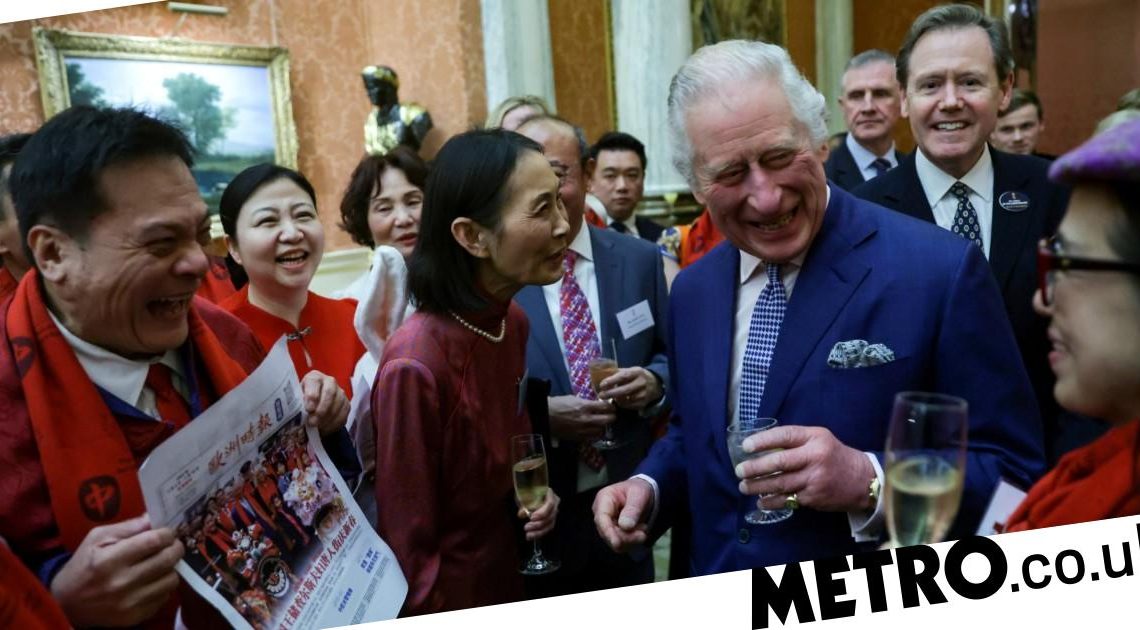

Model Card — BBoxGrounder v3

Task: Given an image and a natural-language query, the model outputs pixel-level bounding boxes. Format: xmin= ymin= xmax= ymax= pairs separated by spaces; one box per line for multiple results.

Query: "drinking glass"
xmin=589 ymin=338 xmax=626 ymax=450
xmin=510 ymin=433 xmax=560 ymax=575
xmin=726 ymin=417 xmax=793 ymax=525
xmin=884 ymin=391 xmax=969 ymax=548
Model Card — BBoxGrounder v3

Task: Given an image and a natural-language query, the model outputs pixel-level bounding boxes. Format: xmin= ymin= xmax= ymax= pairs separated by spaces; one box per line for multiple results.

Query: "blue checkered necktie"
xmin=870 ymin=158 xmax=892 ymax=177
xmin=738 ymin=264 xmax=786 ymax=424
xmin=950 ymin=181 xmax=984 ymax=252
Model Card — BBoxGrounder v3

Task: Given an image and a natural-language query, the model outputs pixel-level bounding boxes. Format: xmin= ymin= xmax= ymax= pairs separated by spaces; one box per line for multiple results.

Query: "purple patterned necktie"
xmin=560 ymin=250 xmax=605 ymax=470
xmin=738 ymin=264 xmax=786 ymax=424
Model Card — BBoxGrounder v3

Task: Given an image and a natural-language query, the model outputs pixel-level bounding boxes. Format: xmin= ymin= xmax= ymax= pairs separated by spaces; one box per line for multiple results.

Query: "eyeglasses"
xmin=1036 ymin=236 xmax=1140 ymax=306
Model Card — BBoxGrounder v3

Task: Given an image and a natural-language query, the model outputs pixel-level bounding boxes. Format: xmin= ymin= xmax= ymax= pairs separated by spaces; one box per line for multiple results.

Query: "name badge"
xmin=998 ymin=191 xmax=1030 ymax=213
xmin=976 ymin=478 xmax=1028 ymax=535
xmin=615 ymin=300 xmax=654 ymax=340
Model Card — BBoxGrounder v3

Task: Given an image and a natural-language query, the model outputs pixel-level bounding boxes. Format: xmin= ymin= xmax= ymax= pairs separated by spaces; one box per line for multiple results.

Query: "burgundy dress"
xmin=371 ymin=298 xmax=531 ymax=616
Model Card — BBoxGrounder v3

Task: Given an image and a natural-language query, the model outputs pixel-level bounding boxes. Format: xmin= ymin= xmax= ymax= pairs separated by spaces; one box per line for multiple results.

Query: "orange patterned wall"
xmin=0 ymin=0 xmax=483 ymax=251
xmin=549 ymin=0 xmax=615 ymax=144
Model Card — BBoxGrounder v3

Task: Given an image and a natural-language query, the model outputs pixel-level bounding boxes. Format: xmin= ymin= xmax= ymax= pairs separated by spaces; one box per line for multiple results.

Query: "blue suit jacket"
xmin=853 ymin=149 xmax=1071 ymax=461
xmin=637 ymin=186 xmax=1044 ymax=574
xmin=515 ymin=225 xmax=670 ymax=499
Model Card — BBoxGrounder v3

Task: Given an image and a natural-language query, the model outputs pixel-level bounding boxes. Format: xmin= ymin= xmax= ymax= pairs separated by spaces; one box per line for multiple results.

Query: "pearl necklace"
xmin=449 ymin=311 xmax=506 ymax=343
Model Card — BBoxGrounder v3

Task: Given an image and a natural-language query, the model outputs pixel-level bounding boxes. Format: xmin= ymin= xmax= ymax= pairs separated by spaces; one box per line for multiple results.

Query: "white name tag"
xmin=615 ymin=300 xmax=654 ymax=340
xmin=976 ymin=478 xmax=1028 ymax=535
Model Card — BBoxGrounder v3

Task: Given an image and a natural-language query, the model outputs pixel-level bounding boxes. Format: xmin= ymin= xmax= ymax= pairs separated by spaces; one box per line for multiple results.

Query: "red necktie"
xmin=146 ymin=363 xmax=191 ymax=429
xmin=559 ymin=251 xmax=605 ymax=471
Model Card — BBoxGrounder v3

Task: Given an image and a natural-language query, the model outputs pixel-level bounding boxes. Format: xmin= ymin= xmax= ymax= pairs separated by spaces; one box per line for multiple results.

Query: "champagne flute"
xmin=884 ymin=391 xmax=968 ymax=548
xmin=510 ymin=433 xmax=560 ymax=575
xmin=589 ymin=338 xmax=625 ymax=450
xmin=726 ymin=417 xmax=793 ymax=525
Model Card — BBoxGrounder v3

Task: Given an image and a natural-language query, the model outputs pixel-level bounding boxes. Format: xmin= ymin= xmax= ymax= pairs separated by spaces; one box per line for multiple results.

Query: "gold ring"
xmin=784 ymin=493 xmax=800 ymax=511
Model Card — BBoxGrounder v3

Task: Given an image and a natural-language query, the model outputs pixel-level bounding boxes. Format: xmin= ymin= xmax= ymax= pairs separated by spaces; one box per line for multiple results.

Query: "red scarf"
xmin=681 ymin=209 xmax=725 ymax=268
xmin=1006 ymin=420 xmax=1140 ymax=532
xmin=6 ymin=270 xmax=250 ymax=552
xmin=0 ymin=541 xmax=71 ymax=629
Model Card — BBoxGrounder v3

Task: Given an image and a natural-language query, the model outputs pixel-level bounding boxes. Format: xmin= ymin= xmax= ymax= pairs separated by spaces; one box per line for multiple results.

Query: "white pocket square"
xmin=827 ymin=339 xmax=896 ymax=369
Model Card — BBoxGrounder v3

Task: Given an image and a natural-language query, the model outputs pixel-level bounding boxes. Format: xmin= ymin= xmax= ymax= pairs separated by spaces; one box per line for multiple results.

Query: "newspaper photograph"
xmin=139 ymin=338 xmax=407 ymax=629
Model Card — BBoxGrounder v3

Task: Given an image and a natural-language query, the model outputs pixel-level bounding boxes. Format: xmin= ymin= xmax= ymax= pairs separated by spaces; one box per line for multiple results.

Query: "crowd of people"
xmin=0 ymin=3 xmax=1138 ymax=627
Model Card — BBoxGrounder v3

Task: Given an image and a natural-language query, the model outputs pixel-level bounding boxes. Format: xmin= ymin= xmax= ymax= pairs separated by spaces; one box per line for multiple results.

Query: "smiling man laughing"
xmin=592 ymin=37 xmax=1043 ymax=575
xmin=0 ymin=106 xmax=355 ymax=629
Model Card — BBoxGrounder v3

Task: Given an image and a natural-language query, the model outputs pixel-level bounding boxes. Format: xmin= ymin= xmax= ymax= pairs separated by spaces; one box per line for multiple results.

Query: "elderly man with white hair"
xmin=592 ymin=40 xmax=1044 ymax=573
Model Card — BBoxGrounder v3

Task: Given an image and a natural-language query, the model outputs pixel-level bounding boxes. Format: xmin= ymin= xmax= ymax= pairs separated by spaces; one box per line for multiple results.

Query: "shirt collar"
xmin=737 ymin=185 xmax=827 ymax=284
xmin=845 ymin=133 xmax=897 ymax=171
xmin=569 ymin=221 xmax=595 ymax=262
xmin=915 ymin=144 xmax=994 ymax=208
xmin=605 ymin=213 xmax=638 ymax=233
xmin=48 ymin=310 xmax=182 ymax=406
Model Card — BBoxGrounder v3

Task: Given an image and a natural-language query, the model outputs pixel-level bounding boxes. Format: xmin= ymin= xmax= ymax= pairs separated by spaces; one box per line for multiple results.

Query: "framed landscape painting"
xmin=32 ymin=27 xmax=298 ymax=216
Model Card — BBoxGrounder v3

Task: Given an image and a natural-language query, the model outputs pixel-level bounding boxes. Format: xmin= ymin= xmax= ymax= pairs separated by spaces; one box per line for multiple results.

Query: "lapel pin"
xmin=998 ymin=191 xmax=1030 ymax=212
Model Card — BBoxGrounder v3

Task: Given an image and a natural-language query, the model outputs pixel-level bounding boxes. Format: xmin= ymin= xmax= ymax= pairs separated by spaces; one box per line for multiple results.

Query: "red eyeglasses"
xmin=1036 ymin=236 xmax=1140 ymax=306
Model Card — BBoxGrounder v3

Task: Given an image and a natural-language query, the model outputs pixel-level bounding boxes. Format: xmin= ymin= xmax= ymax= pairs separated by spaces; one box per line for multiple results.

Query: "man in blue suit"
xmin=592 ymin=39 xmax=1044 ymax=574
xmin=515 ymin=116 xmax=670 ymax=593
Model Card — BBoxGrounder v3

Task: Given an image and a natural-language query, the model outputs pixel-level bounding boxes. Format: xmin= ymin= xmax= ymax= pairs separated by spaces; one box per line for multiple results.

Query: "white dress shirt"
xmin=542 ymin=225 xmax=609 ymax=491
xmin=846 ymin=133 xmax=898 ymax=182
xmin=916 ymin=145 xmax=995 ymax=259
xmin=50 ymin=311 xmax=185 ymax=421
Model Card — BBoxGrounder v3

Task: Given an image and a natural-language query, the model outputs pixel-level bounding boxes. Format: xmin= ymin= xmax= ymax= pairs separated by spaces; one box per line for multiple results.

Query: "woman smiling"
xmin=219 ymin=164 xmax=365 ymax=397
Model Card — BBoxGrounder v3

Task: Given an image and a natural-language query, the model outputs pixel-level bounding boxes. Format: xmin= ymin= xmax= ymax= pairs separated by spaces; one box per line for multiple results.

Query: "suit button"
xmin=738 ymin=528 xmax=750 ymax=544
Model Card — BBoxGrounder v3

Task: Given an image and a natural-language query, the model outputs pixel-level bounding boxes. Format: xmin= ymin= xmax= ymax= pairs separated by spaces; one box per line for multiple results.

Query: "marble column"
xmin=480 ymin=0 xmax=558 ymax=116
xmin=611 ymin=0 xmax=692 ymax=196
xmin=815 ymin=0 xmax=853 ymax=136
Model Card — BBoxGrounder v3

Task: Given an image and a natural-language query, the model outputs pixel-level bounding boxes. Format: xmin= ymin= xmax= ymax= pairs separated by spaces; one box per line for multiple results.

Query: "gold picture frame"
xmin=32 ymin=27 xmax=298 ymax=218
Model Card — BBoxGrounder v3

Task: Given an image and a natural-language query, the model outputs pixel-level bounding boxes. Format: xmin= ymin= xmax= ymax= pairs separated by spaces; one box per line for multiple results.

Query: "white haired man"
xmin=591 ymin=39 xmax=1044 ymax=573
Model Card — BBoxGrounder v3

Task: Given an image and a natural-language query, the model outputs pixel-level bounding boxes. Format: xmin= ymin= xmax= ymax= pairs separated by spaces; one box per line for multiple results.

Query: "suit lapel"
xmin=514 ymin=285 xmax=572 ymax=391
xmin=885 ymin=155 xmax=936 ymax=223
xmin=988 ymin=151 xmax=1034 ymax=291
xmin=590 ymin=227 xmax=624 ymax=358
xmin=701 ymin=244 xmax=738 ymax=471
xmin=758 ymin=189 xmax=872 ymax=420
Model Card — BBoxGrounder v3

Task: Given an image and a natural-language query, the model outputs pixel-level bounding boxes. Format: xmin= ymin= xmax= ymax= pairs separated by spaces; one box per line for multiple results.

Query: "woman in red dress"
xmin=372 ymin=129 xmax=566 ymax=615
xmin=218 ymin=165 xmax=365 ymax=397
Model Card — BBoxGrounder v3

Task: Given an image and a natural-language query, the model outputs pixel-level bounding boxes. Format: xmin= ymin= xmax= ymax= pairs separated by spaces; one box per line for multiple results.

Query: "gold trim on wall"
xmin=31 ymin=27 xmax=298 ymax=170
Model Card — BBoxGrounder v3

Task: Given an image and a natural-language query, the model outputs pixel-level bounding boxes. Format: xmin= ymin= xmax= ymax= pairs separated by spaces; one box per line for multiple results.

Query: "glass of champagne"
xmin=589 ymin=338 xmax=625 ymax=450
xmin=884 ymin=391 xmax=969 ymax=548
xmin=726 ymin=417 xmax=793 ymax=525
xmin=510 ymin=433 xmax=559 ymax=575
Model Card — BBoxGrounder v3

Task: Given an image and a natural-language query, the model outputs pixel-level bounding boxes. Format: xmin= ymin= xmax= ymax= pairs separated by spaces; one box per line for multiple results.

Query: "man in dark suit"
xmin=515 ymin=116 xmax=669 ymax=594
xmin=592 ymin=38 xmax=1043 ymax=574
xmin=824 ymin=50 xmax=902 ymax=191
xmin=991 ymin=89 xmax=1053 ymax=159
xmin=853 ymin=4 xmax=1085 ymax=464
xmin=586 ymin=131 xmax=665 ymax=243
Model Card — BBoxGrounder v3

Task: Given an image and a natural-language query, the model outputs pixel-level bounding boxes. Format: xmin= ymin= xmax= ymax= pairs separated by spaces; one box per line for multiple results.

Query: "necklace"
xmin=449 ymin=311 xmax=506 ymax=343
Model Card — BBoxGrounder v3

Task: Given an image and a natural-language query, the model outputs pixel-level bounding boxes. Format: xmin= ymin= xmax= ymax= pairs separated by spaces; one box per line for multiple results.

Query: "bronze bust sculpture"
xmin=362 ymin=65 xmax=433 ymax=155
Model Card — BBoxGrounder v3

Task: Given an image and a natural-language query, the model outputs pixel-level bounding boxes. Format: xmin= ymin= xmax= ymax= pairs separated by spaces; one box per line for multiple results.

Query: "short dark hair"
xmin=516 ymin=114 xmax=589 ymax=168
xmin=218 ymin=163 xmax=317 ymax=244
xmin=407 ymin=129 xmax=542 ymax=314
xmin=9 ymin=106 xmax=195 ymax=250
xmin=1000 ymin=89 xmax=1043 ymax=120
xmin=588 ymin=131 xmax=647 ymax=170
xmin=896 ymin=4 xmax=1013 ymax=89
xmin=0 ymin=133 xmax=31 ymax=220
xmin=338 ymin=146 xmax=429 ymax=247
